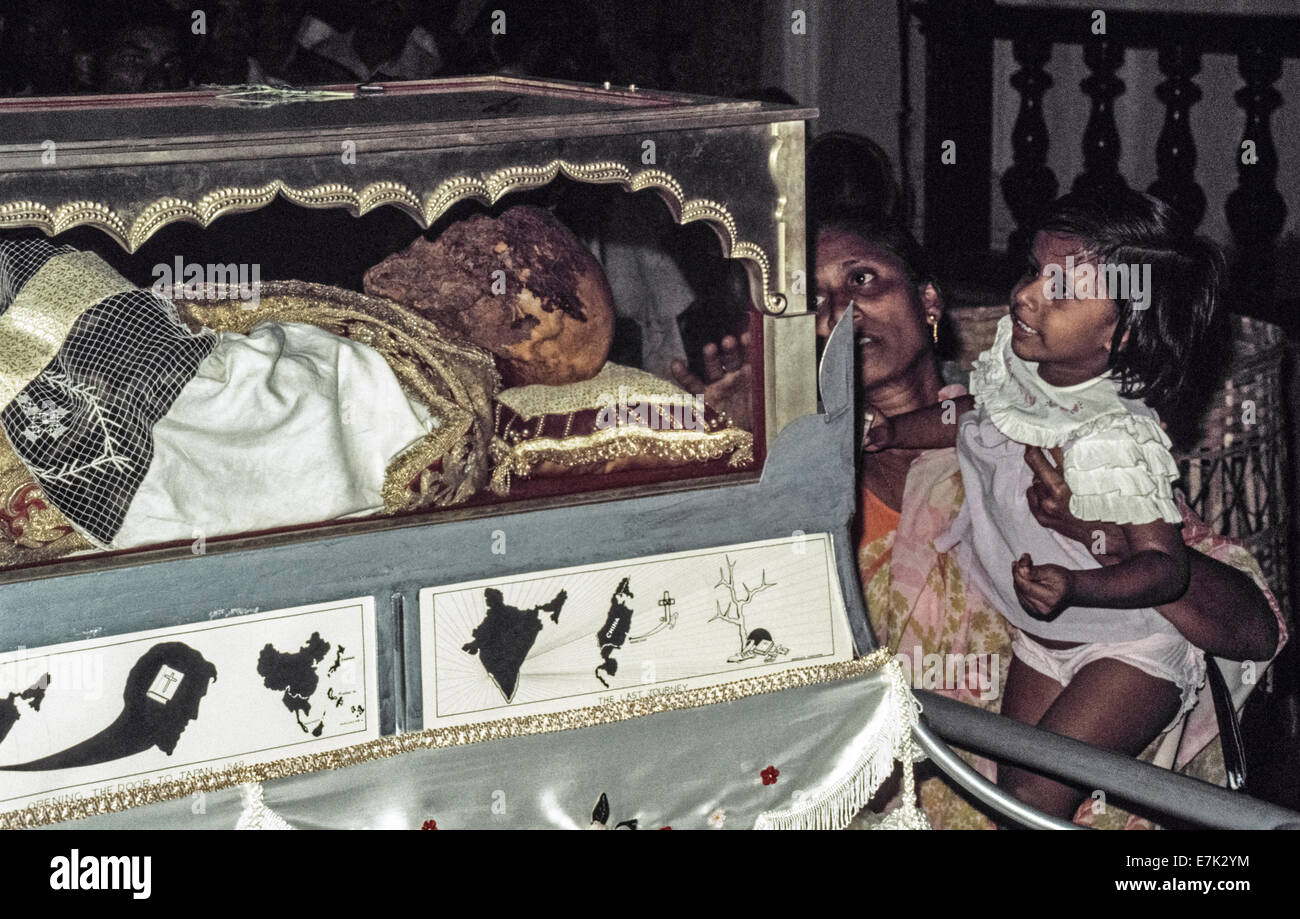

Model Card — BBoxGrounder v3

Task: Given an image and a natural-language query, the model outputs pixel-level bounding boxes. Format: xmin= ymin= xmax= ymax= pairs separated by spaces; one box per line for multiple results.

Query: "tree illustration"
xmin=709 ymin=556 xmax=775 ymax=653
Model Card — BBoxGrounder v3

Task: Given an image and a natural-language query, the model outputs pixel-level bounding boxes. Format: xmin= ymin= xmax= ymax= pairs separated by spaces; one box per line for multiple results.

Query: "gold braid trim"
xmin=0 ymin=650 xmax=893 ymax=829
xmin=0 ymin=251 xmax=136 ymax=414
xmin=381 ymin=422 xmax=470 ymax=513
xmin=490 ymin=424 xmax=755 ymax=495
xmin=0 ymin=433 xmax=91 ymax=568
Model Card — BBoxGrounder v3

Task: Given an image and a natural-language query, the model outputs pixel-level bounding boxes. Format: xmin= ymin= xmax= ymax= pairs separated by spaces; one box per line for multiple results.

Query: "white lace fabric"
xmin=969 ymin=314 xmax=1181 ymax=526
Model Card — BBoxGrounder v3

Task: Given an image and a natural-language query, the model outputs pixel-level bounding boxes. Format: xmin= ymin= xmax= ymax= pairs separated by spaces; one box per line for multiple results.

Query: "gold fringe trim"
xmin=380 ymin=423 xmax=469 ymax=513
xmin=0 ymin=251 xmax=136 ymax=413
xmin=0 ymin=651 xmax=893 ymax=829
xmin=490 ymin=425 xmax=755 ymax=495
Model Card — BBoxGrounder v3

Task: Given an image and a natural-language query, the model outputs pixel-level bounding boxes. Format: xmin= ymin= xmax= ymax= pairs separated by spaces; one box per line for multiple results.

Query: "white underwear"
xmin=1011 ymin=629 xmax=1207 ymax=735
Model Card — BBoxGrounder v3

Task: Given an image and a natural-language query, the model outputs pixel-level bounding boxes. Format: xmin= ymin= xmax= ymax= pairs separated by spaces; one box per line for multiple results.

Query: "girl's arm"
xmin=1022 ymin=445 xmax=1278 ymax=659
xmin=1068 ymin=521 xmax=1190 ymax=607
xmin=1013 ymin=521 xmax=1190 ymax=620
xmin=865 ymin=394 xmax=974 ymax=451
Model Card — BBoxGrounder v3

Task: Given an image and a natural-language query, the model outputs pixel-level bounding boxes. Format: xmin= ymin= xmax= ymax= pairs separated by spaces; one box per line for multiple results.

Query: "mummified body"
xmin=363 ymin=206 xmax=616 ymax=387
xmin=0 ymin=234 xmax=498 ymax=562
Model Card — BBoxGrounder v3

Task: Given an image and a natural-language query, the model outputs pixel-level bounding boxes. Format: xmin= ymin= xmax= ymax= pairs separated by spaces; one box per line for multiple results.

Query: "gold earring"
xmin=929 ymin=316 xmax=939 ymax=344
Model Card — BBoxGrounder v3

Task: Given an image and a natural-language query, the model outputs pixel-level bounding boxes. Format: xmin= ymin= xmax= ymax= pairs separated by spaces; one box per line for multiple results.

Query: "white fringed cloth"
xmin=60 ymin=656 xmax=931 ymax=832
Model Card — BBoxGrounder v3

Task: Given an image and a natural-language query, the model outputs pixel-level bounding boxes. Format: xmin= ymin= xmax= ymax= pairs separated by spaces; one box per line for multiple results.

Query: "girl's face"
xmin=1009 ymin=231 xmax=1120 ymax=387
xmin=814 ymin=229 xmax=939 ymax=391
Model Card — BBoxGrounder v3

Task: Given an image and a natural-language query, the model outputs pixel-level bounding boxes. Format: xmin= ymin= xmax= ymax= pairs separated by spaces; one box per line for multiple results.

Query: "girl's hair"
xmin=1036 ymin=190 xmax=1225 ymax=419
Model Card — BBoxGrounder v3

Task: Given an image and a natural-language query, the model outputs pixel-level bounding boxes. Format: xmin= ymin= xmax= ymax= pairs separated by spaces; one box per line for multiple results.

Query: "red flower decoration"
xmin=422 ymin=819 xmax=438 ymax=830
xmin=761 ymin=766 xmax=780 ymax=786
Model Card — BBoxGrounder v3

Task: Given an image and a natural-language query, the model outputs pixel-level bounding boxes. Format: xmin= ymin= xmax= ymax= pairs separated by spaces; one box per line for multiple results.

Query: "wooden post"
xmin=1072 ymin=37 xmax=1128 ymax=201
xmin=1001 ymin=37 xmax=1058 ymax=265
xmin=1149 ymin=42 xmax=1206 ymax=229
xmin=1225 ymin=45 xmax=1286 ymax=317
xmin=919 ymin=0 xmax=995 ymax=273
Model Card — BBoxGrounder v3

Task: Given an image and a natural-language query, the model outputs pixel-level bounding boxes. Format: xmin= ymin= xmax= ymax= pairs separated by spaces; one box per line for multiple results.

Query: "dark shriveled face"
xmin=362 ymin=208 xmax=615 ymax=387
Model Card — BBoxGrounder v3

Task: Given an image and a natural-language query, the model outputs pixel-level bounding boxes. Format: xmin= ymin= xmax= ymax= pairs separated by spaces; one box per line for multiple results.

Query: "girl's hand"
xmin=861 ymin=404 xmax=894 ymax=453
xmin=1023 ymin=445 xmax=1129 ymax=563
xmin=1012 ymin=553 xmax=1074 ymax=620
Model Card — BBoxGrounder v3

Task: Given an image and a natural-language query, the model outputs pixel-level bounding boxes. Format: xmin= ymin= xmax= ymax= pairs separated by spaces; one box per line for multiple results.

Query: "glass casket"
xmin=0 ymin=77 xmax=939 ymax=830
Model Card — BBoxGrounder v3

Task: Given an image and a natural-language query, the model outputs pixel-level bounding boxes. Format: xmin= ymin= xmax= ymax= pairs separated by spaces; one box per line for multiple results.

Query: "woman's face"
xmin=814 ymin=228 xmax=937 ymax=391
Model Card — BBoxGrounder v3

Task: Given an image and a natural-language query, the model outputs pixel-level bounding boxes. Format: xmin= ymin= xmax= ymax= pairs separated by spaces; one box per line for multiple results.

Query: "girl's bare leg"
xmin=998 ymin=656 xmax=1181 ymax=820
xmin=995 ymin=654 xmax=1067 ymax=821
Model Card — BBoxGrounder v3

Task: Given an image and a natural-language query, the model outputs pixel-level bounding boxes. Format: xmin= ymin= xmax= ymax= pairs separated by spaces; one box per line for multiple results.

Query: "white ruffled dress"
xmin=934 ymin=314 xmax=1184 ymax=643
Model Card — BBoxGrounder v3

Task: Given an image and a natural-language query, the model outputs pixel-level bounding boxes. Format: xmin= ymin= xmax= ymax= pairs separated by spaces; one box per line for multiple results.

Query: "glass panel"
xmin=0 ymin=182 xmax=762 ymax=572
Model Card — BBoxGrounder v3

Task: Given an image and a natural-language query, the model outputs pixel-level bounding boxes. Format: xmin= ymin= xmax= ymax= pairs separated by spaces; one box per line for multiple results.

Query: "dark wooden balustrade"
xmin=1150 ymin=42 xmax=1206 ymax=230
xmin=909 ymin=1 xmax=1300 ymax=321
xmin=1000 ymin=37 xmax=1056 ymax=266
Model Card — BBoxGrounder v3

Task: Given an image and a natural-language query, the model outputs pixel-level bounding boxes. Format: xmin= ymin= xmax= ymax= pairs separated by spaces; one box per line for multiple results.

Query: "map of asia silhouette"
xmin=0 ymin=599 xmax=378 ymax=819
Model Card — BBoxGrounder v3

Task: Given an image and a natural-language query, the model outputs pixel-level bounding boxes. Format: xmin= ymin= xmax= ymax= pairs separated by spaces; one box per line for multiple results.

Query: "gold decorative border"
xmin=489 ymin=425 xmax=754 ymax=495
xmin=0 ymin=251 xmax=137 ymax=416
xmin=0 ymin=161 xmax=787 ymax=315
xmin=0 ymin=650 xmax=892 ymax=828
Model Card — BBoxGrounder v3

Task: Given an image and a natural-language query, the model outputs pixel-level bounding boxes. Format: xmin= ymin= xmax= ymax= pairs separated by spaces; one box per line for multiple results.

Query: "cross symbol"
xmin=147 ymin=665 xmax=185 ymax=703
xmin=658 ymin=592 xmax=676 ymax=613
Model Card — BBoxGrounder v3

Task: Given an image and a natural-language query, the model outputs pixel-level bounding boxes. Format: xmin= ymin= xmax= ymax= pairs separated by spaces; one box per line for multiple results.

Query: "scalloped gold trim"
xmin=0 ymin=200 xmax=130 ymax=247
xmin=0 ymin=161 xmax=788 ymax=315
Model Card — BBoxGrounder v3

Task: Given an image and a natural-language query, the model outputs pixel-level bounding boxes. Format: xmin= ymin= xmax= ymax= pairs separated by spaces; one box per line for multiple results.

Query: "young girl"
xmin=865 ymin=190 xmax=1224 ymax=817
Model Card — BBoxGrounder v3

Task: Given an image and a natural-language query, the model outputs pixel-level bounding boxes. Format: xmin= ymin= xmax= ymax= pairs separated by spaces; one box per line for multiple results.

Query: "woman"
xmin=825 ymin=214 xmax=1283 ymax=827
xmin=678 ymin=214 xmax=1284 ymax=827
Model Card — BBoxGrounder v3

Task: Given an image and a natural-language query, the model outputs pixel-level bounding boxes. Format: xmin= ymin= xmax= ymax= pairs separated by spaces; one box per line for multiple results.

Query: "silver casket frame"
xmin=0 ymin=77 xmax=823 ymax=601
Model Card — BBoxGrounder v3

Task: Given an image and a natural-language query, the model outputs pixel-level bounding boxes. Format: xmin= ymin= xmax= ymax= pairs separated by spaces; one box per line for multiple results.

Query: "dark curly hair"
xmin=1036 ymin=190 xmax=1225 ymax=421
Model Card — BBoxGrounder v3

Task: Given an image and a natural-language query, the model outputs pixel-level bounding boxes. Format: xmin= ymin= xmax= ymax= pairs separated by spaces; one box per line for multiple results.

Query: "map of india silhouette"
xmin=463 ymin=588 xmax=568 ymax=701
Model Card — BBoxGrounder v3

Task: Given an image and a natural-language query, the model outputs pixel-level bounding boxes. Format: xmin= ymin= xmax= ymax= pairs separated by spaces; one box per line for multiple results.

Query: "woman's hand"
xmin=1023 ymin=445 xmax=1128 ymax=563
xmin=1022 ymin=445 xmax=1278 ymax=659
xmin=1012 ymin=553 xmax=1074 ymax=620
xmin=670 ymin=324 xmax=753 ymax=431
